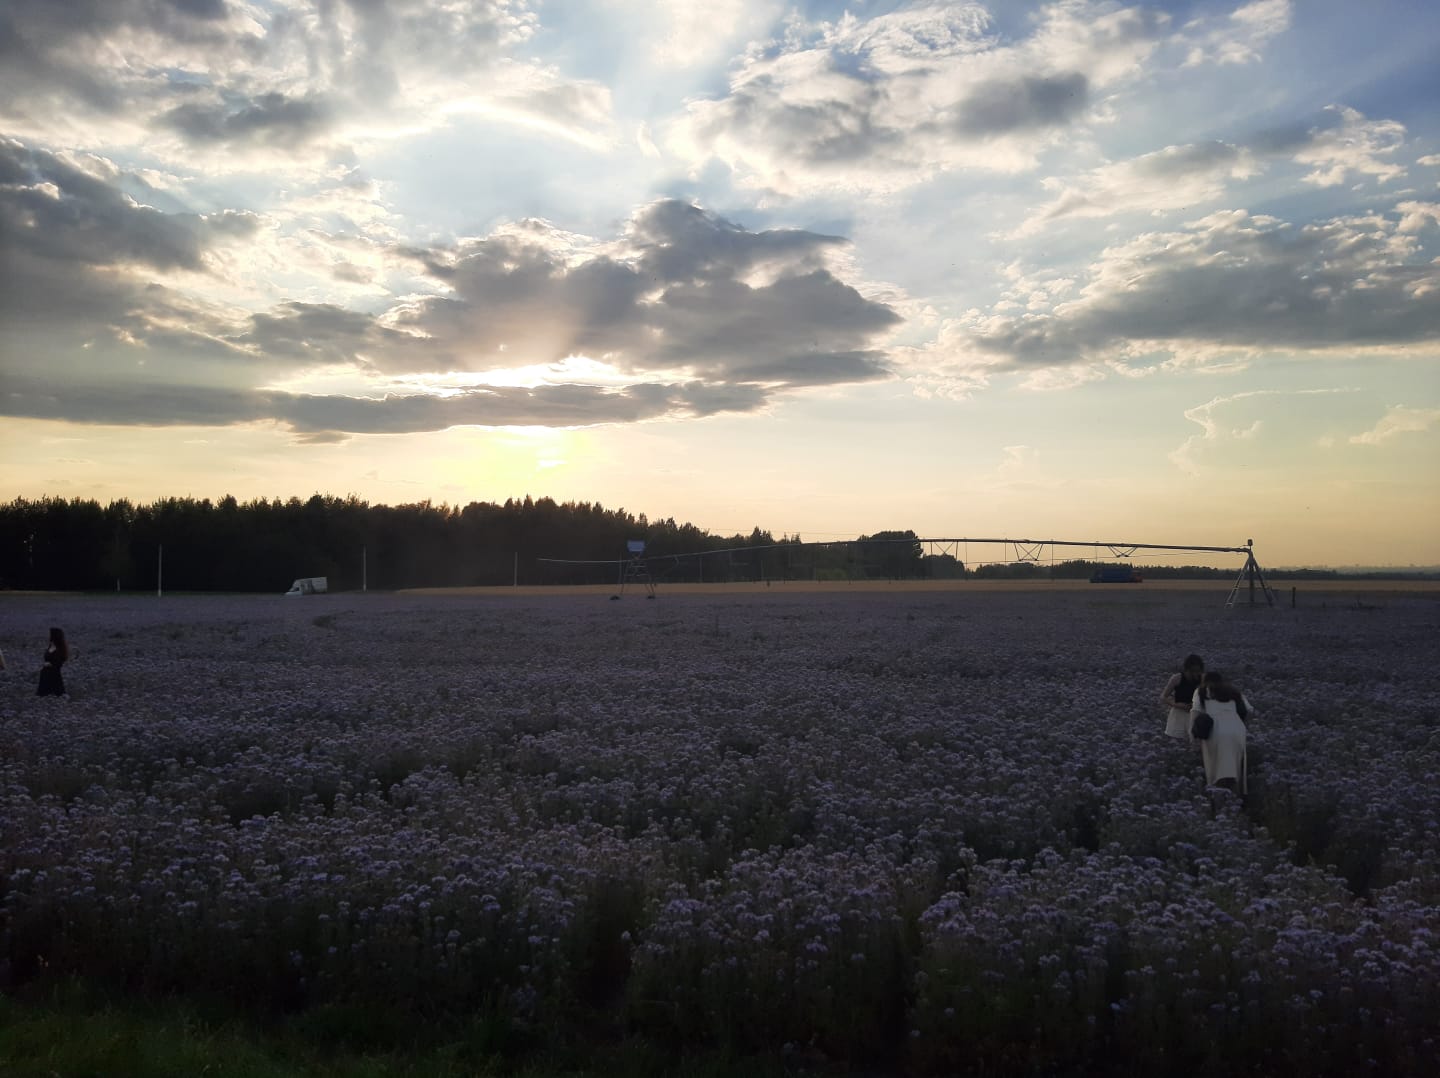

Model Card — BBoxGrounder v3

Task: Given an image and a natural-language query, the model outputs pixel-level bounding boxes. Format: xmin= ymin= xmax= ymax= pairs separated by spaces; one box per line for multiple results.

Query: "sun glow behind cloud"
xmin=262 ymin=354 xmax=639 ymax=400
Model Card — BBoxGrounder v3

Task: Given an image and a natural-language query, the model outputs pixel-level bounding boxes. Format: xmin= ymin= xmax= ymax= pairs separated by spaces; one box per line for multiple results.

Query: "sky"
xmin=1 ymin=0 xmax=1438 ymax=569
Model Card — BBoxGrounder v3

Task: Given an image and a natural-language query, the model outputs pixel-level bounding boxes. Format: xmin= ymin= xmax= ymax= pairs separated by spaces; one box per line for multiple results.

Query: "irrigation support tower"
xmin=912 ymin=536 xmax=1274 ymax=606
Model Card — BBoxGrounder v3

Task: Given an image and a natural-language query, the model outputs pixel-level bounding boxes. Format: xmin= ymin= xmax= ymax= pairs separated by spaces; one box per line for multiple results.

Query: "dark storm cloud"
xmin=389 ymin=200 xmax=900 ymax=386
xmin=0 ymin=0 xmax=234 ymax=60
xmin=160 ymin=92 xmax=334 ymax=148
xmin=646 ymin=270 xmax=899 ymax=380
xmin=2 ymin=186 xmax=897 ymax=432
xmin=0 ymin=0 xmax=248 ymax=116
xmin=721 ymin=351 xmax=892 ymax=386
xmin=954 ymin=73 xmax=1089 ymax=136
xmin=968 ymin=210 xmax=1440 ymax=368
xmin=0 ymin=140 xmax=225 ymax=271
xmin=0 ymin=374 xmax=773 ymax=435
xmin=628 ymin=199 xmax=846 ymax=281
xmin=0 ymin=139 xmax=266 ymax=386
xmin=390 ymin=237 xmax=648 ymax=370
xmin=242 ymin=302 xmax=413 ymax=366
xmin=1 ymin=377 xmax=272 ymax=429
xmin=0 ymin=0 xmax=534 ymax=154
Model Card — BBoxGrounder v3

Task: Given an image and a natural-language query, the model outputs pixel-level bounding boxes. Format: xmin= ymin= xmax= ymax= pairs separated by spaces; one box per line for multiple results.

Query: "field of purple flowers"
xmin=2 ymin=586 xmax=1438 ymax=1074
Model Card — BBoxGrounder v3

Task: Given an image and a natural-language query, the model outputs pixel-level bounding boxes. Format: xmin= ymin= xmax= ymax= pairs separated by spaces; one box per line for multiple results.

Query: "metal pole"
xmin=363 ymin=545 xmax=367 ymax=592
xmin=514 ymin=551 xmax=518 ymax=587
xmin=157 ymin=544 xmax=162 ymax=598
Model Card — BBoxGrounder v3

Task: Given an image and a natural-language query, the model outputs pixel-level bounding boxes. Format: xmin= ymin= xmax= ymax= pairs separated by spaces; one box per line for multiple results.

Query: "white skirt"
xmin=1165 ymin=705 xmax=1192 ymax=739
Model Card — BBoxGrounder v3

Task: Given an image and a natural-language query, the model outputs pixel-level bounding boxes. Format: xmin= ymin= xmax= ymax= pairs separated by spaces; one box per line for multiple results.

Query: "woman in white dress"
xmin=1160 ymin=654 xmax=1205 ymax=740
xmin=1190 ymin=671 xmax=1253 ymax=794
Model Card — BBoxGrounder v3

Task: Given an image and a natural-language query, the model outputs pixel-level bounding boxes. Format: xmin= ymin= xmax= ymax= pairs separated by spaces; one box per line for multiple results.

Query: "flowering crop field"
xmin=2 ymin=586 xmax=1438 ymax=1075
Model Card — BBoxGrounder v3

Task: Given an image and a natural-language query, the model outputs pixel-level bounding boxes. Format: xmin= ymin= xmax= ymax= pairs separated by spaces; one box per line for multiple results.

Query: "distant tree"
xmin=922 ymin=553 xmax=965 ymax=579
xmin=973 ymin=560 xmax=1045 ymax=579
xmin=857 ymin=530 xmax=924 ymax=579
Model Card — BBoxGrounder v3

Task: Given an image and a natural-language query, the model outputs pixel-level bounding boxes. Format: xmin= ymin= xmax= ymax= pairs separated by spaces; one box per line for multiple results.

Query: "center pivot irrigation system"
xmin=540 ymin=537 xmax=1276 ymax=606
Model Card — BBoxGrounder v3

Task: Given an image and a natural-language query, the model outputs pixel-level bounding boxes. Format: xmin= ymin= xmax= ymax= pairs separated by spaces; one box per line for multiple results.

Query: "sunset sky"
xmin=2 ymin=0 xmax=1438 ymax=568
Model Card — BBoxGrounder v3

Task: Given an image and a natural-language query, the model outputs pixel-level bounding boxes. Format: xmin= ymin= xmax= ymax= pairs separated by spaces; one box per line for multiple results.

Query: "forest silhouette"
xmin=0 ymin=495 xmax=935 ymax=592
xmin=1 ymin=494 xmax=1360 ymax=592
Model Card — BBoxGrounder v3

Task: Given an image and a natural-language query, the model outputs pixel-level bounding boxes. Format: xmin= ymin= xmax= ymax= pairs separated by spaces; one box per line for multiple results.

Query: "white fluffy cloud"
xmin=666 ymin=1 xmax=1168 ymax=194
xmin=1180 ymin=0 xmax=1291 ymax=66
xmin=0 ymin=0 xmax=611 ymax=167
xmin=1292 ymin=106 xmax=1407 ymax=187
xmin=1348 ymin=406 xmax=1440 ymax=446
xmin=1012 ymin=140 xmax=1260 ymax=236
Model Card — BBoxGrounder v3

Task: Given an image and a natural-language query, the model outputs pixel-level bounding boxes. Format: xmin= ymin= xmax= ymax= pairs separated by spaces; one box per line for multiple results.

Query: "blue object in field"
xmin=1090 ymin=565 xmax=1142 ymax=583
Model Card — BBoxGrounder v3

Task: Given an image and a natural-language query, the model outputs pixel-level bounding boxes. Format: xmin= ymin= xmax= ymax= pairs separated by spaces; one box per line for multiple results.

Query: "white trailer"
xmin=284 ymin=576 xmax=328 ymax=596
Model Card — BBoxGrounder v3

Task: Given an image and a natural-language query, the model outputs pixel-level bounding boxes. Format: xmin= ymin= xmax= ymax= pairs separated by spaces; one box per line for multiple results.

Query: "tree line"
xmin=0 ymin=495 xmax=937 ymax=592
xmin=3 ymin=495 xmax=1408 ymax=593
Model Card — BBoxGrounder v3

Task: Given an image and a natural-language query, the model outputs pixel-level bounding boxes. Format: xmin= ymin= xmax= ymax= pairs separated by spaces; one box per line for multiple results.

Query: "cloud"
xmin=642 ymin=0 xmax=782 ymax=68
xmin=1012 ymin=139 xmax=1259 ymax=235
xmin=0 ymin=0 xmax=248 ymax=114
xmin=1395 ymin=201 xmax=1440 ymax=234
xmin=1013 ymin=107 xmax=1408 ymax=236
xmin=0 ymin=139 xmax=257 ymax=273
xmin=666 ymin=1 xmax=1167 ymax=194
xmin=996 ymin=443 xmax=1039 ymax=476
xmin=953 ymin=72 xmax=1090 ymax=136
xmin=1168 ymin=387 xmax=1357 ymax=476
xmin=159 ymin=92 xmax=335 ymax=149
xmin=1291 ymin=106 xmax=1406 ymax=187
xmin=960 ymin=206 xmax=1440 ymax=371
xmin=1179 ymin=0 xmax=1291 ymax=67
xmin=0 ymin=0 xmax=609 ymax=163
xmin=0 ymin=374 xmax=769 ymax=436
xmin=0 ymin=139 xmax=271 ymax=388
xmin=387 ymin=200 xmax=900 ymax=385
xmin=0 ymin=175 xmax=901 ymax=435
xmin=1348 ymin=406 xmax=1440 ymax=446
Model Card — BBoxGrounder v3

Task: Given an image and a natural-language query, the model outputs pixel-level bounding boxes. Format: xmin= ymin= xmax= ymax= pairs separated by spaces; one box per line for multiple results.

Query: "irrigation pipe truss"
xmin=540 ymin=537 xmax=1276 ymax=606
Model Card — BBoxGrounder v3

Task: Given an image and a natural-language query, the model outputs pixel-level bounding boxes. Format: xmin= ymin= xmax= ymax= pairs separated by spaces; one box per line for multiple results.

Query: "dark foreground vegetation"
xmin=2 ymin=494 xmax=1430 ymax=594
xmin=0 ymin=981 xmax=772 ymax=1078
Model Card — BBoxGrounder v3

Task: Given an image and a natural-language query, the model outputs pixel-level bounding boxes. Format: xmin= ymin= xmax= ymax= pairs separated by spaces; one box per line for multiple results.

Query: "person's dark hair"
xmin=1182 ymin=653 xmax=1204 ymax=674
xmin=1200 ymin=670 xmax=1238 ymax=703
xmin=49 ymin=626 xmax=69 ymax=661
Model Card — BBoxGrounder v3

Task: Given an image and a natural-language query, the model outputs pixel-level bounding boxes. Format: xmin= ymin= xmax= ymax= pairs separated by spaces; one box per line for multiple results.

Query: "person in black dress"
xmin=36 ymin=626 xmax=68 ymax=696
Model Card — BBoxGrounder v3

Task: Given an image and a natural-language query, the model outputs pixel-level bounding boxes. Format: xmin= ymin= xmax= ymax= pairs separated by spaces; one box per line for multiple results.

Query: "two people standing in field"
xmin=36 ymin=626 xmax=69 ymax=697
xmin=1161 ymin=654 xmax=1254 ymax=795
